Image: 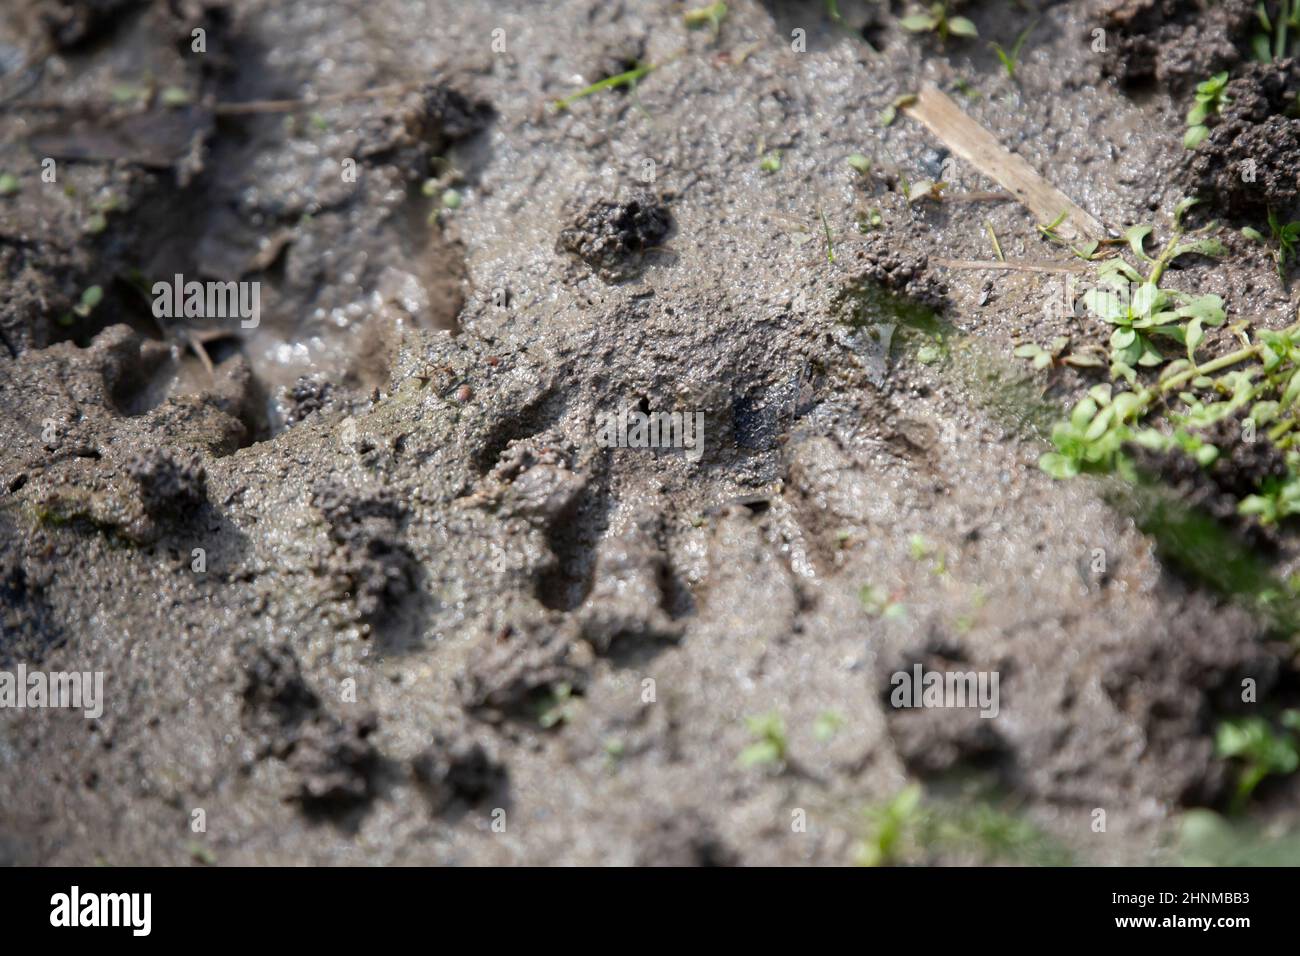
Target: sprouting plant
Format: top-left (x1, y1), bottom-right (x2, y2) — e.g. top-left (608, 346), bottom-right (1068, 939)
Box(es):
top-left (1014, 335), bottom-right (1106, 371)
top-left (856, 784), bottom-right (923, 866)
top-left (1035, 209), bottom-right (1102, 261)
top-left (878, 93), bottom-right (916, 127)
top-left (538, 682), bottom-right (578, 729)
top-left (899, 4), bottom-right (978, 42)
top-left (738, 712), bottom-right (788, 768)
top-left (684, 2), bottom-right (727, 34)
top-left (907, 533), bottom-right (947, 573)
top-left (1039, 203), bottom-right (1300, 538)
top-left (1216, 711), bottom-right (1300, 813)
top-left (74, 286), bottom-right (103, 318)
top-left (857, 208), bottom-right (884, 232)
top-left (553, 61), bottom-right (658, 111)
top-left (813, 711), bottom-right (844, 742)
top-left (160, 86), bottom-right (191, 108)
top-left (759, 150), bottom-right (782, 173)
top-left (819, 207), bottom-right (835, 263)
top-left (0, 173), bottom-right (18, 196)
top-left (1252, 0), bottom-right (1300, 62)
top-left (857, 784), bottom-right (1071, 865)
top-left (846, 153), bottom-right (872, 175)
top-left (1038, 383), bottom-right (1140, 479)
top-left (990, 21), bottom-right (1036, 79)
top-left (59, 285), bottom-right (104, 327)
top-left (1083, 210), bottom-right (1228, 381)
top-left (1242, 209), bottom-right (1300, 283)
top-left (1184, 71), bottom-right (1230, 149)
top-left (860, 584), bottom-right (906, 620)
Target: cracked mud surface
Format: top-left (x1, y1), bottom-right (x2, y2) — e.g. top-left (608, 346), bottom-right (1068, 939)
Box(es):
top-left (3, 0), bottom-right (1300, 865)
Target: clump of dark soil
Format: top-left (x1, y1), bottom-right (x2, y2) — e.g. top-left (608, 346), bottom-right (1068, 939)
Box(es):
top-left (355, 82), bottom-right (493, 170)
top-left (556, 194), bottom-right (672, 282)
top-left (635, 809), bottom-right (736, 867)
top-left (1182, 59), bottom-right (1300, 218)
top-left (34, 0), bottom-right (147, 49)
top-left (456, 608), bottom-right (590, 723)
top-left (411, 735), bottom-right (506, 812)
top-left (283, 375), bottom-right (334, 426)
top-left (238, 642), bottom-right (380, 816)
top-left (0, 519), bottom-right (63, 667)
top-left (1097, 0), bottom-right (1256, 92)
top-left (848, 232), bottom-right (947, 311)
top-left (124, 445), bottom-right (207, 519)
top-left (311, 482), bottom-right (415, 623)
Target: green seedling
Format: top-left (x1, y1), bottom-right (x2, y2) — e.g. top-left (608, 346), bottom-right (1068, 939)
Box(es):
top-left (160, 86), bottom-right (191, 108)
top-left (1039, 202), bottom-right (1300, 537)
top-left (1216, 711), bottom-right (1300, 813)
top-left (857, 784), bottom-right (923, 866)
top-left (985, 221), bottom-right (1005, 261)
top-left (759, 150), bottom-right (782, 173)
top-left (187, 841), bottom-right (217, 865)
top-left (899, 4), bottom-right (978, 42)
top-left (684, 2), bottom-right (727, 33)
top-left (538, 682), bottom-right (578, 729)
top-left (111, 83), bottom-right (149, 104)
top-left (813, 711), bottom-right (844, 743)
top-left (990, 21), bottom-right (1036, 79)
top-left (1265, 209), bottom-right (1300, 281)
top-left (1083, 215), bottom-right (1228, 380)
top-left (908, 533), bottom-right (948, 573)
top-left (0, 173), bottom-right (18, 196)
top-left (846, 153), bottom-right (872, 175)
top-left (860, 584), bottom-right (906, 620)
top-left (554, 62), bottom-right (658, 111)
top-left (1035, 209), bottom-right (1102, 261)
top-left (857, 208), bottom-right (884, 232)
top-left (1253, 0), bottom-right (1300, 61)
top-left (1014, 336), bottom-right (1106, 371)
top-left (819, 207), bottom-right (835, 262)
top-left (1184, 72), bottom-right (1229, 149)
top-left (858, 784), bottom-right (1069, 866)
top-left (739, 712), bottom-right (788, 768)
top-left (74, 286), bottom-right (103, 318)
top-left (878, 93), bottom-right (916, 127)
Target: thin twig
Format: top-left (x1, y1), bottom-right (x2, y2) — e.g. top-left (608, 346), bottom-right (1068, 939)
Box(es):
top-left (933, 257), bottom-right (1089, 274)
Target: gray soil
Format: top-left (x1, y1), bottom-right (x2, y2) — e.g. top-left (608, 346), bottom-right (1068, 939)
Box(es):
top-left (2, 0), bottom-right (1299, 865)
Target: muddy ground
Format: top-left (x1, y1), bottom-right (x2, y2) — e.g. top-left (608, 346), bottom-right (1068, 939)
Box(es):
top-left (2, 0), bottom-right (1300, 865)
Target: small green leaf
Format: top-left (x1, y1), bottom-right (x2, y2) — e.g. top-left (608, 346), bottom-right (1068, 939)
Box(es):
top-left (1038, 452), bottom-right (1079, 479)
top-left (899, 14), bottom-right (938, 32)
top-left (1125, 225), bottom-right (1154, 261)
top-left (947, 17), bottom-right (978, 37)
top-left (160, 86), bottom-right (191, 108)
